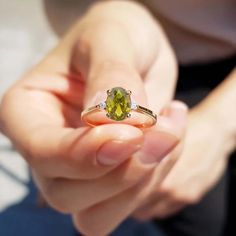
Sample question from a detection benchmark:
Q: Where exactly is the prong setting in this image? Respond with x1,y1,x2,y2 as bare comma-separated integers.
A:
127,113,131,118
98,101,106,109
126,90,132,95
107,89,111,95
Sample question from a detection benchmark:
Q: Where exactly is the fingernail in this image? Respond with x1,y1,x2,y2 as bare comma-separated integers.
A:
168,101,188,132
97,139,142,166
133,131,178,164
133,102,187,165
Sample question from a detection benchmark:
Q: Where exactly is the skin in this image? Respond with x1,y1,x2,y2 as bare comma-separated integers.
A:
0,0,235,235
0,1,187,235
134,68,236,220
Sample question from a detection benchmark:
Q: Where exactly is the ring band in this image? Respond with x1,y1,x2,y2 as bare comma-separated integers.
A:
81,87,157,128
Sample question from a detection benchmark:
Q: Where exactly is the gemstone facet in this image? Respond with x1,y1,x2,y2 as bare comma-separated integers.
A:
105,87,131,121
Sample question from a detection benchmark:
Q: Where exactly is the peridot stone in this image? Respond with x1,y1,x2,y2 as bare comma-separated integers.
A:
105,87,131,121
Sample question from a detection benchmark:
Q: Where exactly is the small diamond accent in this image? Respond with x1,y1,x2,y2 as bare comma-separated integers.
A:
131,101,137,110
99,101,106,109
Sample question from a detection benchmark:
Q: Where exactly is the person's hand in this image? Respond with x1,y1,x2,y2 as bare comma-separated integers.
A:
0,1,185,235
133,101,232,220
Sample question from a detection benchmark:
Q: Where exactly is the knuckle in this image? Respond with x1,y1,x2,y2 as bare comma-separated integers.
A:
160,185,201,205
187,193,202,204
122,169,148,187
158,184,174,195
118,175,138,188
174,192,201,204
0,89,15,132
155,211,171,219
74,213,106,236
24,129,48,164
115,159,154,188
168,154,179,166
42,180,73,214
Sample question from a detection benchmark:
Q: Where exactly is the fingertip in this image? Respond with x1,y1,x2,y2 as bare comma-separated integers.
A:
94,124,143,166
133,130,178,164
158,100,188,137
161,100,188,117
94,123,143,141
168,101,188,134
96,138,142,166
170,100,188,112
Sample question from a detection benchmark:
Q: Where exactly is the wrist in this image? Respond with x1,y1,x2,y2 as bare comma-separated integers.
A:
194,98,236,155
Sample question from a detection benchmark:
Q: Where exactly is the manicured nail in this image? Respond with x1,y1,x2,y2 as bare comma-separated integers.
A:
168,101,188,133
133,131,178,164
133,102,187,165
97,139,142,166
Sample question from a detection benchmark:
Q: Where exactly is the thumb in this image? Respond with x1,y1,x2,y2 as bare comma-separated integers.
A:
71,21,148,125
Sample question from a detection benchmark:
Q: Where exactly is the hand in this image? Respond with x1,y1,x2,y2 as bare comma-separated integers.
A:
0,1,185,235
133,102,230,220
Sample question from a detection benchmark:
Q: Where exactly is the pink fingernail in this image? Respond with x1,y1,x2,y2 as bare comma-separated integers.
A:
133,131,178,164
97,139,141,166
168,101,188,130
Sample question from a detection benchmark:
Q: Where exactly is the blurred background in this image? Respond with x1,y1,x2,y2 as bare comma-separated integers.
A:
0,1,235,236
0,0,58,213
0,1,83,235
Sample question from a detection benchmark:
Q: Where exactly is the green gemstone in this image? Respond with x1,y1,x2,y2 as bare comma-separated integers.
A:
105,87,131,121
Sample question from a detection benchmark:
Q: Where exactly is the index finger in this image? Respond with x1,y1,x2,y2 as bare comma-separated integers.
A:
29,123,143,179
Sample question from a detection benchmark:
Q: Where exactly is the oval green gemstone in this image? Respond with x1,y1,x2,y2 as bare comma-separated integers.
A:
105,87,131,121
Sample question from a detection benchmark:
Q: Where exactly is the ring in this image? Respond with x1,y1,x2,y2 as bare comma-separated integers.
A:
81,87,157,128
